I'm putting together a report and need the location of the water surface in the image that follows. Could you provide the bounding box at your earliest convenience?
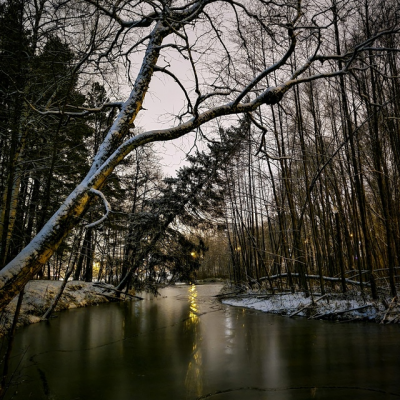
[8,284,400,399]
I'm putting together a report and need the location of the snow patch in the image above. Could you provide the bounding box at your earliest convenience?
[0,280,118,335]
[221,290,396,323]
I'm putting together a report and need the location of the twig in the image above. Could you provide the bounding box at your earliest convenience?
[214,291,244,298]
[259,273,370,287]
[93,283,144,300]
[289,294,328,318]
[312,304,373,320]
[380,296,398,324]
[95,293,121,302]
[85,189,111,228]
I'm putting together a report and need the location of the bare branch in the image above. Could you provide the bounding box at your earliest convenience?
[85,189,112,229]
[153,65,194,112]
[26,101,123,117]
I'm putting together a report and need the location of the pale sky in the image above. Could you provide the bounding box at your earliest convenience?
[120,9,238,178]
[136,66,196,177]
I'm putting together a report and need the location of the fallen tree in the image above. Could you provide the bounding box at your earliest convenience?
[258,273,372,288]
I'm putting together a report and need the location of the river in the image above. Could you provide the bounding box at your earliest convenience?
[7,284,400,399]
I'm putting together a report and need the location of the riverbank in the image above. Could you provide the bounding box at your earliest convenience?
[0,280,121,336]
[219,287,400,323]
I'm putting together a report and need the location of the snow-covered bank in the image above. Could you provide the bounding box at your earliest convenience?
[220,290,400,323]
[0,280,121,335]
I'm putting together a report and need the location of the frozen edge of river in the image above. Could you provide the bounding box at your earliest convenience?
[0,280,118,336]
[221,291,400,324]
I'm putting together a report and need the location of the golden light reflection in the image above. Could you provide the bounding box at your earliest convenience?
[187,284,199,326]
[185,284,203,398]
[185,342,203,398]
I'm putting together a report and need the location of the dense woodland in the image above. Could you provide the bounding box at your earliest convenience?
[0,0,399,306]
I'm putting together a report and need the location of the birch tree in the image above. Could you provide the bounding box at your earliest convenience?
[0,0,399,310]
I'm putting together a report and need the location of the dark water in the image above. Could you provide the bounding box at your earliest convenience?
[7,284,400,400]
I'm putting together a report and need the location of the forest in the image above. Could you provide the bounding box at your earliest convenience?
[1,0,400,313]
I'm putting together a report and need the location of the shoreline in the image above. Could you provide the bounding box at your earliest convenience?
[2,280,398,336]
[0,280,122,336]
[219,289,400,324]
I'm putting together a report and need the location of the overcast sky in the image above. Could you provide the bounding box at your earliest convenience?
[136,68,196,177]
[120,13,239,178]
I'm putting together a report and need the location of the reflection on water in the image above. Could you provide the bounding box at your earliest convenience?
[186,284,200,327]
[7,284,400,400]
[185,285,203,399]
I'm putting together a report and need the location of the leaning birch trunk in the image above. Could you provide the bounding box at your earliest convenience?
[0,21,169,310]
[0,88,291,311]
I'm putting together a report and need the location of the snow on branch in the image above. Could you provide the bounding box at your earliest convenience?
[85,189,111,229]
[27,101,123,117]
